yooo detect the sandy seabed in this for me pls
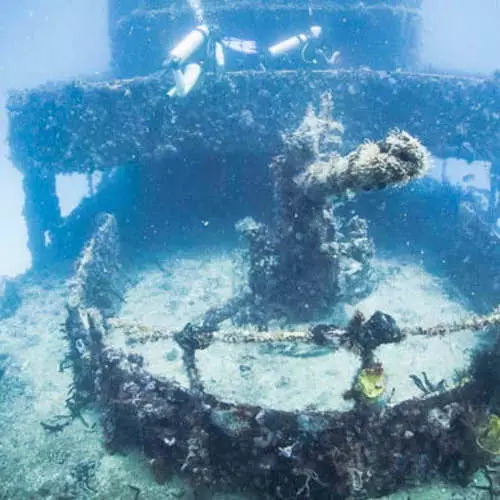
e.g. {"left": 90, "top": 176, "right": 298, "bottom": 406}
{"left": 0, "top": 248, "right": 495, "bottom": 499}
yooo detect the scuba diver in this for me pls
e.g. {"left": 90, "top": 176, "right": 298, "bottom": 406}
{"left": 163, "top": 24, "right": 339, "bottom": 98}
{"left": 162, "top": 25, "right": 257, "bottom": 98}
{"left": 162, "top": 25, "right": 216, "bottom": 97}
{"left": 267, "top": 25, "right": 340, "bottom": 66}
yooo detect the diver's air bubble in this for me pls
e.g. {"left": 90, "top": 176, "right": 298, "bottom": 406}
{"left": 187, "top": 0, "right": 204, "bottom": 24}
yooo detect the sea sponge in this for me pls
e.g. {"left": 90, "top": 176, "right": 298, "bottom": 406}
{"left": 476, "top": 414, "right": 500, "bottom": 455}
{"left": 356, "top": 363, "right": 386, "bottom": 401}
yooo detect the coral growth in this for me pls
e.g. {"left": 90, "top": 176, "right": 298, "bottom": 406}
{"left": 476, "top": 414, "right": 500, "bottom": 455}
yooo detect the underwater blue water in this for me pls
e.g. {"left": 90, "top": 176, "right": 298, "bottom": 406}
{"left": 0, "top": 1, "right": 499, "bottom": 499}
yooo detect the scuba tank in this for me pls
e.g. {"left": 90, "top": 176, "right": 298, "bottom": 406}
{"left": 268, "top": 26, "right": 322, "bottom": 57}
{"left": 165, "top": 25, "right": 210, "bottom": 68}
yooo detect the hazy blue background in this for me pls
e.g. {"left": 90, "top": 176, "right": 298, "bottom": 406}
{"left": 0, "top": 0, "right": 499, "bottom": 276}
{"left": 0, "top": 0, "right": 109, "bottom": 275}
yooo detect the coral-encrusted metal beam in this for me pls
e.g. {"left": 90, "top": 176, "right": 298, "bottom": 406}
{"left": 7, "top": 70, "right": 500, "bottom": 177}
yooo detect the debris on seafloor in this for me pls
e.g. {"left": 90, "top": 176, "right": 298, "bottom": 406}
{"left": 0, "top": 276, "right": 21, "bottom": 320}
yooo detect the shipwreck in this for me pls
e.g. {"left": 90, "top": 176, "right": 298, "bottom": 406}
{"left": 6, "top": 0, "right": 500, "bottom": 498}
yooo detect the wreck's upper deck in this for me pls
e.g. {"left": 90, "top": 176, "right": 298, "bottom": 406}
{"left": 7, "top": 69, "right": 500, "bottom": 175}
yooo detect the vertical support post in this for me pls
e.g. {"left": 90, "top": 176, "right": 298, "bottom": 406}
{"left": 22, "top": 168, "right": 61, "bottom": 267}
{"left": 488, "top": 162, "right": 499, "bottom": 224}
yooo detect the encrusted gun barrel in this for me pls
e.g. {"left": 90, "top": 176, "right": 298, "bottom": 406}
{"left": 297, "top": 130, "right": 430, "bottom": 200}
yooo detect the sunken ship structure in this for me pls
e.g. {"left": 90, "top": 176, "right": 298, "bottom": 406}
{"left": 7, "top": 0, "right": 500, "bottom": 498}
